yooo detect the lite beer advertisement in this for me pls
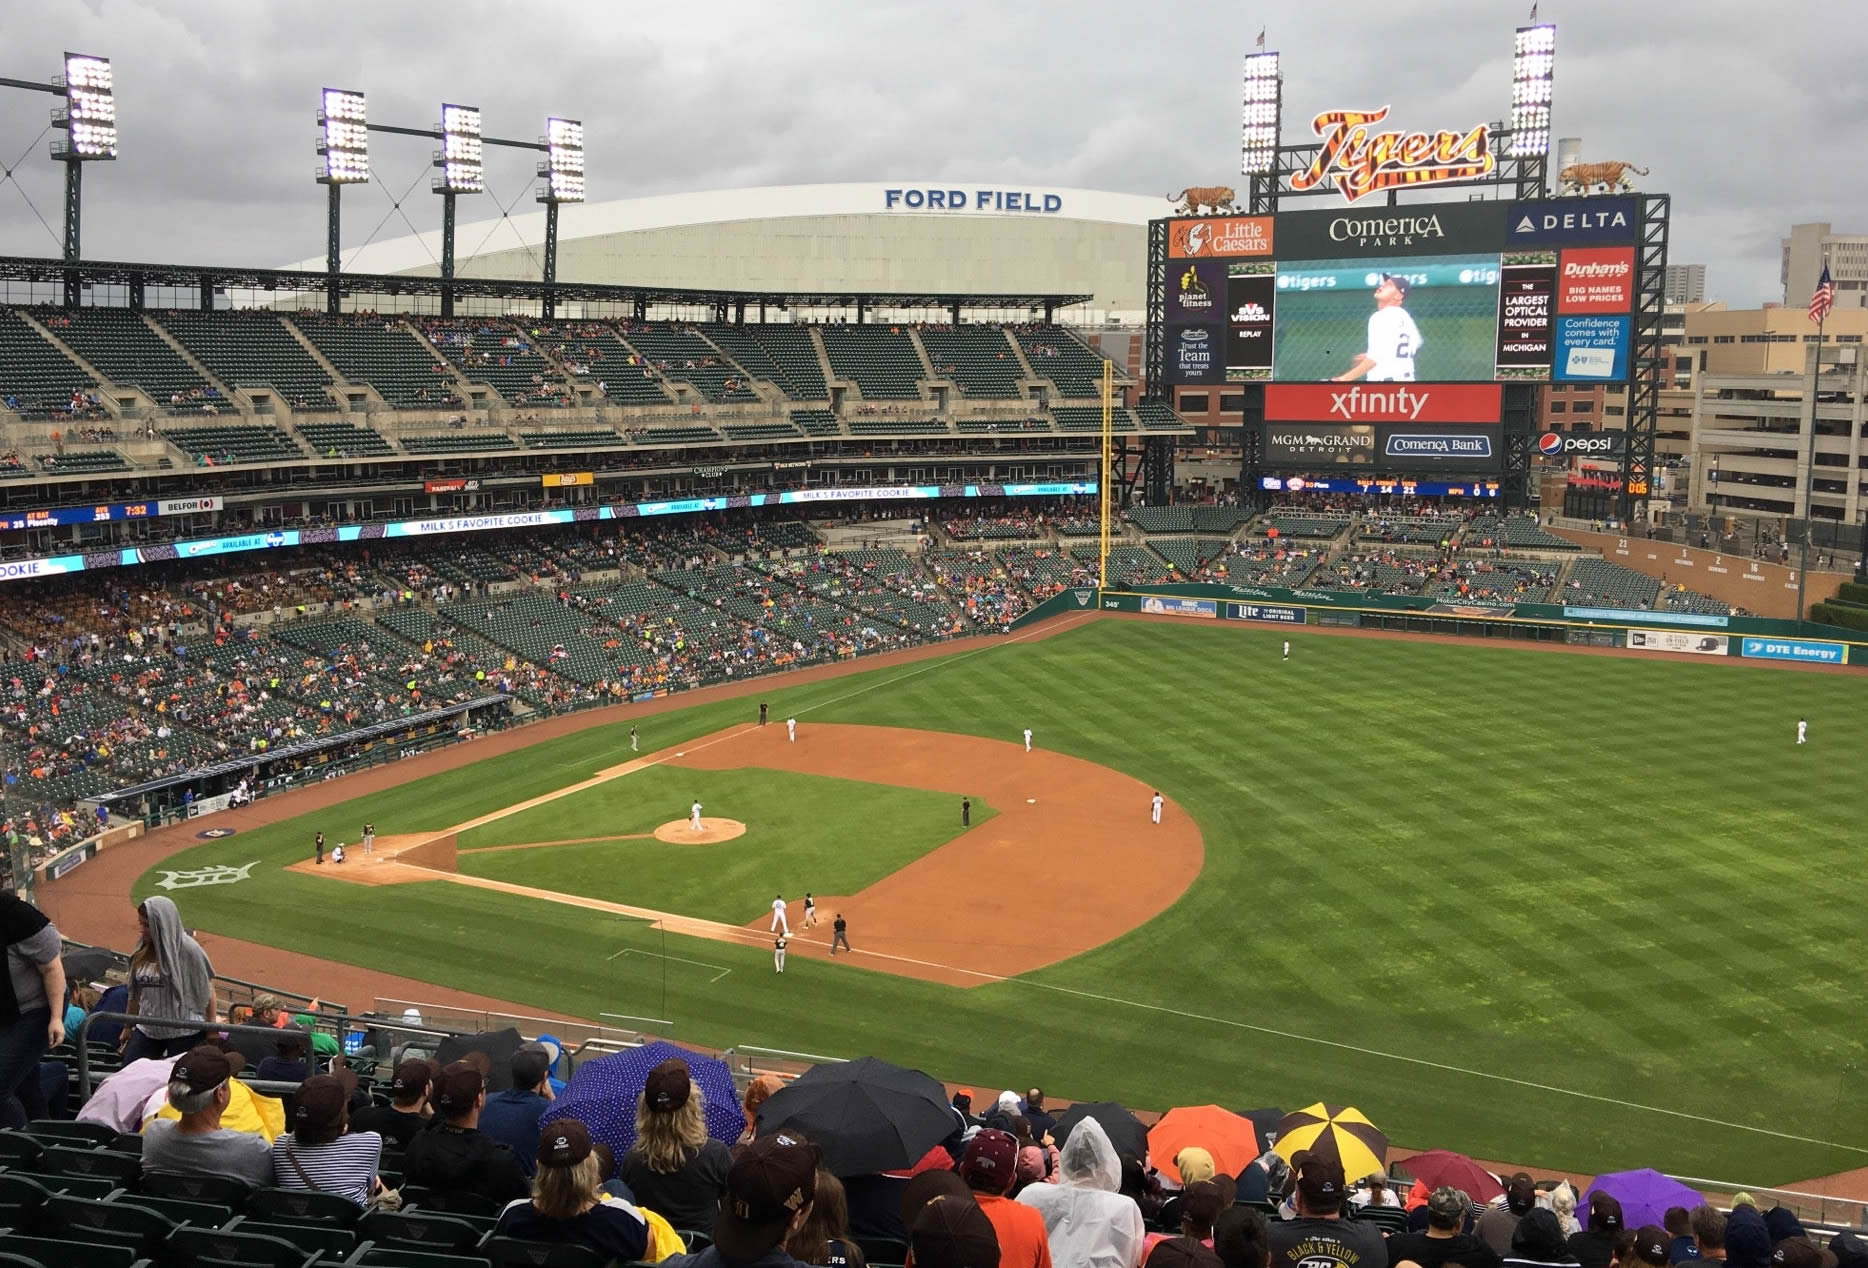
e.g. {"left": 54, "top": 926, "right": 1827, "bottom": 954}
{"left": 1159, "top": 195, "right": 1638, "bottom": 389}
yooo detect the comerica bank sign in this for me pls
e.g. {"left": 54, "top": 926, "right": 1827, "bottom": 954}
{"left": 884, "top": 187, "right": 1065, "bottom": 213}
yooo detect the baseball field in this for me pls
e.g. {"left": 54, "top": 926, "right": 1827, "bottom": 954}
{"left": 118, "top": 615, "right": 1868, "bottom": 1184}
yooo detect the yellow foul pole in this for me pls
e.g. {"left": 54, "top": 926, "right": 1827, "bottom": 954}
{"left": 1099, "top": 358, "right": 1113, "bottom": 592}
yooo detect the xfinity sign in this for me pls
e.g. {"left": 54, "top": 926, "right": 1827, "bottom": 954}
{"left": 1507, "top": 198, "right": 1637, "bottom": 245}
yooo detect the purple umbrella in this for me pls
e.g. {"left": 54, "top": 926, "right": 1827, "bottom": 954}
{"left": 540, "top": 1041, "right": 743, "bottom": 1162}
{"left": 1580, "top": 1169, "right": 1702, "bottom": 1231}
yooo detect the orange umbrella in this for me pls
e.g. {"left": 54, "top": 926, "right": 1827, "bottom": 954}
{"left": 1148, "top": 1105, "right": 1265, "bottom": 1184}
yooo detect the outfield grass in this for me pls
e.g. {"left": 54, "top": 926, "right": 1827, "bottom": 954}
{"left": 139, "top": 621, "right": 1868, "bottom": 1183}
{"left": 456, "top": 766, "right": 987, "bottom": 924}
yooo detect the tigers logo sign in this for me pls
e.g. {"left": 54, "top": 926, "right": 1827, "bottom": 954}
{"left": 1291, "top": 106, "right": 1495, "bottom": 204}
{"left": 1168, "top": 216, "right": 1274, "bottom": 259}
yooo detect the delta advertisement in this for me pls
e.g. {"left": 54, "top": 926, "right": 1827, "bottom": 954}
{"left": 1159, "top": 196, "right": 1638, "bottom": 389}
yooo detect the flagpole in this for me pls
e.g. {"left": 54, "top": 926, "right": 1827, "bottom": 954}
{"left": 1795, "top": 311, "right": 1823, "bottom": 634}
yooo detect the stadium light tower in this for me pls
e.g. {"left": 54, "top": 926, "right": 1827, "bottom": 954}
{"left": 432, "top": 103, "right": 484, "bottom": 316}
{"left": 1240, "top": 51, "right": 1282, "bottom": 180}
{"left": 536, "top": 116, "right": 584, "bottom": 318}
{"left": 1510, "top": 24, "right": 1556, "bottom": 161}
{"left": 316, "top": 88, "right": 368, "bottom": 314}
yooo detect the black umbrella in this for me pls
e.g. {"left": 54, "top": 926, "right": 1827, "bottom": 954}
{"left": 434, "top": 1027, "right": 524, "bottom": 1093}
{"left": 1234, "top": 1107, "right": 1287, "bottom": 1151}
{"left": 755, "top": 1056, "right": 954, "bottom": 1177}
{"left": 1051, "top": 1101, "right": 1148, "bottom": 1161}
{"left": 61, "top": 946, "right": 119, "bottom": 985}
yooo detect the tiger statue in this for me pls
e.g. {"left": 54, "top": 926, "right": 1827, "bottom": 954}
{"left": 1168, "top": 186, "right": 1238, "bottom": 215}
{"left": 1558, "top": 161, "right": 1649, "bottom": 195}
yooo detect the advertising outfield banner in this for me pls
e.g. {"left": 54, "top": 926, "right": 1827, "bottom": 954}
{"left": 1230, "top": 603, "right": 1307, "bottom": 624}
{"left": 1740, "top": 637, "right": 1846, "bottom": 664}
{"left": 1627, "top": 629, "right": 1730, "bottom": 656}
{"left": 1161, "top": 195, "right": 1640, "bottom": 389}
{"left": 1139, "top": 596, "right": 1217, "bottom": 618}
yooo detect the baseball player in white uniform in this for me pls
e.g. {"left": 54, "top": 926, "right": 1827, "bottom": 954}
{"left": 332, "top": 842, "right": 347, "bottom": 865}
{"left": 1797, "top": 717, "right": 1808, "bottom": 745}
{"left": 690, "top": 800, "right": 703, "bottom": 832}
{"left": 1333, "top": 274, "right": 1421, "bottom": 382}
{"left": 1023, "top": 728, "right": 1033, "bottom": 753}
{"left": 770, "top": 894, "right": 791, "bottom": 936}
{"left": 1150, "top": 792, "right": 1164, "bottom": 825}
{"left": 787, "top": 717, "right": 797, "bottom": 742}
{"left": 1282, "top": 640, "right": 1290, "bottom": 661}
{"left": 773, "top": 936, "right": 788, "bottom": 973}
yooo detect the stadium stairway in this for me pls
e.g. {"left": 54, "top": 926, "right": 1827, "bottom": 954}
{"left": 137, "top": 316, "right": 234, "bottom": 405}
{"left": 279, "top": 319, "right": 350, "bottom": 392}
{"left": 11, "top": 313, "right": 123, "bottom": 416}
{"left": 400, "top": 321, "right": 482, "bottom": 406}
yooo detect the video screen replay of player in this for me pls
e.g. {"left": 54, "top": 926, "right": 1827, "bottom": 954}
{"left": 1261, "top": 254, "right": 1500, "bottom": 383}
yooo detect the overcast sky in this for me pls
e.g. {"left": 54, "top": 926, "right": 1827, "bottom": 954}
{"left": 0, "top": 0, "right": 1862, "bottom": 307}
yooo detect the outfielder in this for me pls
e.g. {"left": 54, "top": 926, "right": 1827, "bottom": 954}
{"left": 630, "top": 726, "right": 638, "bottom": 753}
{"left": 1023, "top": 727, "right": 1033, "bottom": 753}
{"left": 690, "top": 800, "right": 703, "bottom": 832}
{"left": 771, "top": 894, "right": 791, "bottom": 936}
{"left": 1797, "top": 717, "right": 1808, "bottom": 745}
{"left": 787, "top": 717, "right": 797, "bottom": 742}
{"left": 773, "top": 936, "right": 788, "bottom": 973}
{"left": 1332, "top": 273, "right": 1421, "bottom": 382}
{"left": 1150, "top": 792, "right": 1164, "bottom": 825}
{"left": 1282, "top": 640, "right": 1290, "bottom": 661}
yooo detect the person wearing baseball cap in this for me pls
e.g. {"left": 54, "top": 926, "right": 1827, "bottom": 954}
{"left": 492, "top": 1118, "right": 650, "bottom": 1263}
{"left": 658, "top": 1132, "right": 821, "bottom": 1268}
{"left": 959, "top": 1130, "right": 1051, "bottom": 1268}
{"left": 349, "top": 1058, "right": 436, "bottom": 1150}
{"left": 1385, "top": 1186, "right": 1503, "bottom": 1268}
{"left": 402, "top": 1055, "right": 531, "bottom": 1205}
{"left": 271, "top": 1070, "right": 383, "bottom": 1208}
{"left": 912, "top": 1194, "right": 1003, "bottom": 1268}
{"left": 1264, "top": 1152, "right": 1384, "bottom": 1268}
{"left": 1626, "top": 1225, "right": 1675, "bottom": 1268}
{"left": 1570, "top": 1193, "right": 1625, "bottom": 1268}
{"left": 622, "top": 1058, "right": 734, "bottom": 1236}
{"left": 1478, "top": 1174, "right": 1541, "bottom": 1256}
{"left": 142, "top": 1045, "right": 272, "bottom": 1190}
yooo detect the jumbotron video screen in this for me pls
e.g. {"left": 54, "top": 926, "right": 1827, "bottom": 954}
{"left": 1162, "top": 196, "right": 1640, "bottom": 388}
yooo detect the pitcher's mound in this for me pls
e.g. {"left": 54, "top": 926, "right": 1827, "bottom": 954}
{"left": 654, "top": 817, "right": 747, "bottom": 844}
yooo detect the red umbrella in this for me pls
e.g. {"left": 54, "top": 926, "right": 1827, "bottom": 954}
{"left": 1395, "top": 1149, "right": 1503, "bottom": 1204}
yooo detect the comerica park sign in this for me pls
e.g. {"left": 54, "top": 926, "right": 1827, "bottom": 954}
{"left": 1290, "top": 106, "right": 1496, "bottom": 204}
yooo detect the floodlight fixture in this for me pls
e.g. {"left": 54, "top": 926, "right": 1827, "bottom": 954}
{"left": 537, "top": 116, "right": 585, "bottom": 203}
{"left": 50, "top": 53, "right": 117, "bottom": 160}
{"left": 1510, "top": 24, "right": 1556, "bottom": 158}
{"left": 1240, "top": 51, "right": 1281, "bottom": 176}
{"left": 433, "top": 102, "right": 484, "bottom": 194}
{"left": 316, "top": 88, "right": 369, "bottom": 185}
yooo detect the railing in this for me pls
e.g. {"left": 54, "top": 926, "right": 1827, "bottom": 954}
{"left": 1665, "top": 1177, "right": 1868, "bottom": 1236}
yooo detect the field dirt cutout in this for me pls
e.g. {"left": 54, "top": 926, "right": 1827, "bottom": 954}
{"left": 653, "top": 817, "right": 746, "bottom": 844}
{"left": 285, "top": 721, "right": 1203, "bottom": 987}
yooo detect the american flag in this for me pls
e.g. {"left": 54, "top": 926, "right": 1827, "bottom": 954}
{"left": 1809, "top": 264, "right": 1835, "bottom": 324}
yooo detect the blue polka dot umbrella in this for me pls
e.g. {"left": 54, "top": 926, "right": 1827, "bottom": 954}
{"left": 540, "top": 1040, "right": 744, "bottom": 1161}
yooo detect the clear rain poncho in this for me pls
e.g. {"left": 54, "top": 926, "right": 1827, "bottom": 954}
{"left": 1015, "top": 1116, "right": 1145, "bottom": 1268}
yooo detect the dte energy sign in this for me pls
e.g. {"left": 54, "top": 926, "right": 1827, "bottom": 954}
{"left": 884, "top": 187, "right": 1062, "bottom": 213}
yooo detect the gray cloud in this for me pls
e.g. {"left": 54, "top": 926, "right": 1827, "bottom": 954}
{"left": 0, "top": 0, "right": 1860, "bottom": 305}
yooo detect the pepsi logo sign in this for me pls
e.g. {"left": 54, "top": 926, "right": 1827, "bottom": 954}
{"left": 1538, "top": 433, "right": 1565, "bottom": 456}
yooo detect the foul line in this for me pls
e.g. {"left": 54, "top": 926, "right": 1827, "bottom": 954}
{"left": 607, "top": 946, "right": 732, "bottom": 983}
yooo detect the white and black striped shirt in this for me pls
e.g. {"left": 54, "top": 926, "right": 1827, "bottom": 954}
{"left": 271, "top": 1131, "right": 382, "bottom": 1207}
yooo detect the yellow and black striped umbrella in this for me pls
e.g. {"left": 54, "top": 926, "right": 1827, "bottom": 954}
{"left": 1271, "top": 1103, "right": 1388, "bottom": 1181}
